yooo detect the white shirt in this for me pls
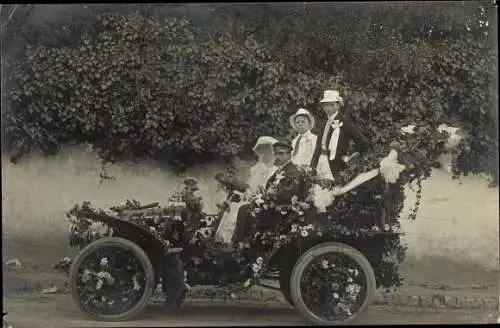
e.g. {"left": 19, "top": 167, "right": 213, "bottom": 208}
{"left": 291, "top": 130, "right": 318, "bottom": 167}
{"left": 317, "top": 112, "right": 340, "bottom": 181}
{"left": 321, "top": 112, "right": 339, "bottom": 150}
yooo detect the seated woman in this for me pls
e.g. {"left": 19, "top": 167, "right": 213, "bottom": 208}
{"left": 214, "top": 136, "right": 279, "bottom": 244}
{"left": 246, "top": 136, "right": 279, "bottom": 195}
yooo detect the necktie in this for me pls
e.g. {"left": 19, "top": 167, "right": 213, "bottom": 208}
{"left": 292, "top": 135, "right": 302, "bottom": 157}
{"left": 321, "top": 117, "right": 334, "bottom": 150}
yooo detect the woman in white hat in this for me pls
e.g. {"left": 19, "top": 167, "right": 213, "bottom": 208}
{"left": 289, "top": 108, "right": 318, "bottom": 169}
{"left": 214, "top": 136, "right": 278, "bottom": 244}
{"left": 246, "top": 136, "right": 279, "bottom": 194}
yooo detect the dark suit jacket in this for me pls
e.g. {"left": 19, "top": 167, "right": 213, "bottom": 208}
{"left": 264, "top": 161, "right": 308, "bottom": 205}
{"left": 310, "top": 113, "right": 371, "bottom": 175}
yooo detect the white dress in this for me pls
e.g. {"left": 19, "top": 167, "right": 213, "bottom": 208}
{"left": 214, "top": 191, "right": 246, "bottom": 244}
{"left": 214, "top": 162, "right": 276, "bottom": 244}
{"left": 247, "top": 162, "right": 278, "bottom": 194}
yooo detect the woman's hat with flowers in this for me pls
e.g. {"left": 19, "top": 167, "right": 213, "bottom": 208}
{"left": 289, "top": 108, "right": 316, "bottom": 131}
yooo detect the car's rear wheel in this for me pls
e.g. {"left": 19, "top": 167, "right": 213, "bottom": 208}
{"left": 69, "top": 237, "right": 155, "bottom": 322}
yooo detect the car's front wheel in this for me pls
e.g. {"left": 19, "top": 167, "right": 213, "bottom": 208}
{"left": 69, "top": 237, "right": 155, "bottom": 322}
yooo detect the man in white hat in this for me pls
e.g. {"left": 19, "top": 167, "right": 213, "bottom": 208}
{"left": 289, "top": 108, "right": 318, "bottom": 169}
{"left": 310, "top": 90, "right": 371, "bottom": 181}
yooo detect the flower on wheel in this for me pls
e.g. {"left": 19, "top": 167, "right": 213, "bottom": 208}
{"left": 132, "top": 274, "right": 141, "bottom": 291}
{"left": 81, "top": 269, "right": 92, "bottom": 283}
{"left": 321, "top": 259, "right": 329, "bottom": 269}
{"left": 100, "top": 257, "right": 109, "bottom": 267}
{"left": 252, "top": 263, "right": 261, "bottom": 273}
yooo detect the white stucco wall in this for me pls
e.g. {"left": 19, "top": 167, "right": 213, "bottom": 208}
{"left": 2, "top": 145, "right": 498, "bottom": 270}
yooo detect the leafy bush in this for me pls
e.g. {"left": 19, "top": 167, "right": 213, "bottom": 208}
{"left": 2, "top": 3, "right": 497, "bottom": 182}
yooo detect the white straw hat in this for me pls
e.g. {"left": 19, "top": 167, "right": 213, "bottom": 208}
{"left": 252, "top": 136, "right": 279, "bottom": 153}
{"left": 289, "top": 108, "right": 316, "bottom": 130}
{"left": 320, "top": 90, "right": 343, "bottom": 103}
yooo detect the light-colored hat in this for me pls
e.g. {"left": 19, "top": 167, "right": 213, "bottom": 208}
{"left": 289, "top": 108, "right": 316, "bottom": 130}
{"left": 320, "top": 90, "right": 343, "bottom": 103}
{"left": 252, "top": 136, "right": 279, "bottom": 152}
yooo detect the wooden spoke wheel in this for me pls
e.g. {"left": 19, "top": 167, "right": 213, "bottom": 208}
{"left": 290, "top": 242, "right": 376, "bottom": 325}
{"left": 69, "top": 237, "right": 155, "bottom": 322}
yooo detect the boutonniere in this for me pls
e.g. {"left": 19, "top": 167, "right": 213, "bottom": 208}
{"left": 331, "top": 120, "right": 344, "bottom": 129}
{"left": 273, "top": 170, "right": 285, "bottom": 186}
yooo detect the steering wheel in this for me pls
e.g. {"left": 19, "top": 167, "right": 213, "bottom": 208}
{"left": 214, "top": 172, "right": 249, "bottom": 194}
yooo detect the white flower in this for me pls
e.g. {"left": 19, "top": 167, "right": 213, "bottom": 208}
{"left": 96, "top": 279, "right": 103, "bottom": 290}
{"left": 205, "top": 216, "right": 214, "bottom": 226}
{"left": 379, "top": 149, "right": 406, "bottom": 184}
{"left": 279, "top": 235, "right": 286, "bottom": 240}
{"left": 149, "top": 226, "right": 156, "bottom": 232}
{"left": 307, "top": 224, "right": 314, "bottom": 230}
{"left": 401, "top": 124, "right": 416, "bottom": 135}
{"left": 384, "top": 224, "right": 391, "bottom": 231}
{"left": 346, "top": 283, "right": 361, "bottom": 296}
{"left": 81, "top": 269, "right": 92, "bottom": 283}
{"left": 290, "top": 224, "right": 298, "bottom": 233}
{"left": 100, "top": 258, "right": 109, "bottom": 267}
{"left": 301, "top": 229, "right": 308, "bottom": 237}
{"left": 321, "top": 259, "right": 329, "bottom": 269}
{"left": 244, "top": 279, "right": 252, "bottom": 288}
{"left": 312, "top": 184, "right": 336, "bottom": 213}
{"left": 371, "top": 226, "right": 380, "bottom": 232}
{"left": 132, "top": 275, "right": 141, "bottom": 291}
{"left": 333, "top": 292, "right": 339, "bottom": 299}
{"left": 256, "top": 257, "right": 264, "bottom": 265}
{"left": 347, "top": 277, "right": 353, "bottom": 283}
{"left": 354, "top": 269, "right": 359, "bottom": 277}
{"left": 252, "top": 263, "right": 261, "bottom": 273}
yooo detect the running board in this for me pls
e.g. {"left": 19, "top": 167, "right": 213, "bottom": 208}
{"left": 255, "top": 282, "right": 282, "bottom": 291}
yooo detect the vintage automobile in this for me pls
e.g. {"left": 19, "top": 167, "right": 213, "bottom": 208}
{"left": 65, "top": 168, "right": 405, "bottom": 326}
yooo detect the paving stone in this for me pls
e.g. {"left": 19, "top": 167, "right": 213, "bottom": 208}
{"left": 482, "top": 297, "right": 500, "bottom": 310}
{"left": 444, "top": 296, "right": 459, "bottom": 309}
{"left": 465, "top": 297, "right": 484, "bottom": 309}
{"left": 395, "top": 294, "right": 410, "bottom": 306}
{"left": 431, "top": 295, "right": 447, "bottom": 309}
{"left": 408, "top": 295, "right": 421, "bottom": 307}
{"left": 420, "top": 295, "right": 432, "bottom": 307}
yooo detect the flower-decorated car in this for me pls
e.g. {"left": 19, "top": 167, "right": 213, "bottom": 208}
{"left": 60, "top": 123, "right": 462, "bottom": 325}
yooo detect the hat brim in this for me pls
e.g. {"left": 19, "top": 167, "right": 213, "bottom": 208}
{"left": 290, "top": 112, "right": 316, "bottom": 131}
{"left": 252, "top": 137, "right": 278, "bottom": 152}
{"left": 320, "top": 97, "right": 343, "bottom": 103}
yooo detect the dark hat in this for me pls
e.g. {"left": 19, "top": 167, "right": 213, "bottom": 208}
{"left": 272, "top": 141, "right": 293, "bottom": 152}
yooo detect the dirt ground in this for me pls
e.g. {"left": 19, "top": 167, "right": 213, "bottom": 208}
{"left": 4, "top": 292, "right": 500, "bottom": 327}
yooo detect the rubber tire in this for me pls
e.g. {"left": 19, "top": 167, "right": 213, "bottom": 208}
{"left": 290, "top": 242, "right": 377, "bottom": 326}
{"left": 279, "top": 270, "right": 295, "bottom": 307}
{"left": 69, "top": 237, "right": 155, "bottom": 322}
